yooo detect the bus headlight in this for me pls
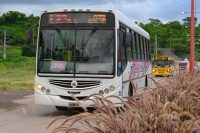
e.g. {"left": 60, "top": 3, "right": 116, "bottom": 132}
{"left": 109, "top": 86, "right": 115, "bottom": 91}
{"left": 104, "top": 88, "right": 109, "bottom": 94}
{"left": 153, "top": 69, "right": 156, "bottom": 72}
{"left": 46, "top": 89, "right": 51, "bottom": 94}
{"left": 99, "top": 90, "right": 104, "bottom": 95}
{"left": 36, "top": 83, "right": 46, "bottom": 93}
{"left": 41, "top": 87, "right": 46, "bottom": 93}
{"left": 167, "top": 69, "right": 171, "bottom": 72}
{"left": 36, "top": 84, "right": 42, "bottom": 90}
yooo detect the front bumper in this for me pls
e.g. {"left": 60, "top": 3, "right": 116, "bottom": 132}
{"left": 153, "top": 72, "right": 172, "bottom": 77}
{"left": 34, "top": 94, "right": 122, "bottom": 107}
{"left": 35, "top": 94, "right": 93, "bottom": 107}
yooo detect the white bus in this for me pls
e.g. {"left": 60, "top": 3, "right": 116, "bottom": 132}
{"left": 34, "top": 9, "right": 151, "bottom": 110}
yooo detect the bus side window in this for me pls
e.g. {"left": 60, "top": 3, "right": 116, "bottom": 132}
{"left": 132, "top": 31, "right": 137, "bottom": 60}
{"left": 117, "top": 27, "right": 127, "bottom": 76}
{"left": 139, "top": 35, "right": 144, "bottom": 60}
{"left": 146, "top": 39, "right": 149, "bottom": 60}
{"left": 125, "top": 29, "right": 132, "bottom": 61}
{"left": 143, "top": 37, "right": 147, "bottom": 60}
{"left": 120, "top": 28, "right": 127, "bottom": 61}
{"left": 135, "top": 33, "right": 141, "bottom": 60}
{"left": 145, "top": 38, "right": 148, "bottom": 60}
{"left": 147, "top": 40, "right": 151, "bottom": 60}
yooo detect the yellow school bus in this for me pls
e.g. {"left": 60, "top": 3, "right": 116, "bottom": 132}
{"left": 152, "top": 56, "right": 175, "bottom": 77}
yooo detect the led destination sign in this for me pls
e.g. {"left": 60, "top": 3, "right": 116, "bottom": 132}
{"left": 49, "top": 13, "right": 107, "bottom": 24}
{"left": 40, "top": 12, "right": 114, "bottom": 26}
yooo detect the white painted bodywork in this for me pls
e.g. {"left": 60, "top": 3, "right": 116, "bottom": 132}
{"left": 34, "top": 9, "right": 151, "bottom": 107}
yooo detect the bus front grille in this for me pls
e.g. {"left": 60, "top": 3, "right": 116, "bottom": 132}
{"left": 49, "top": 79, "right": 101, "bottom": 89}
{"left": 59, "top": 96, "right": 87, "bottom": 101}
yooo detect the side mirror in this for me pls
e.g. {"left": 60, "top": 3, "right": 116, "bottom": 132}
{"left": 26, "top": 24, "right": 39, "bottom": 45}
{"left": 27, "top": 29, "right": 33, "bottom": 45}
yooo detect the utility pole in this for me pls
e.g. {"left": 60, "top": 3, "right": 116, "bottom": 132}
{"left": 3, "top": 29, "right": 7, "bottom": 60}
{"left": 190, "top": 0, "right": 195, "bottom": 73}
{"left": 154, "top": 34, "right": 158, "bottom": 56}
{"left": 170, "top": 36, "right": 172, "bottom": 49}
{"left": 32, "top": 27, "right": 35, "bottom": 44}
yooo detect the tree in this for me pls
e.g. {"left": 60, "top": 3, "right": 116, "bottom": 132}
{"left": 167, "top": 21, "right": 182, "bottom": 30}
{"left": 182, "top": 17, "right": 198, "bottom": 27}
{"left": 148, "top": 18, "right": 162, "bottom": 25}
{"left": 139, "top": 22, "right": 144, "bottom": 27}
{"left": 0, "top": 11, "right": 39, "bottom": 45}
{"left": 2, "top": 11, "right": 26, "bottom": 24}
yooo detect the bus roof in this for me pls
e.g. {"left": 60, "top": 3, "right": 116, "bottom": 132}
{"left": 113, "top": 10, "right": 150, "bottom": 39}
{"left": 41, "top": 9, "right": 150, "bottom": 39}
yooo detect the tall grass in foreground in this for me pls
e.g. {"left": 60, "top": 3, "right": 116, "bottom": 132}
{"left": 49, "top": 73, "right": 200, "bottom": 133}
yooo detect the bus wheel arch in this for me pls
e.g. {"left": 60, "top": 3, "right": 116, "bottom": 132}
{"left": 128, "top": 84, "right": 133, "bottom": 97}
{"left": 128, "top": 82, "right": 135, "bottom": 97}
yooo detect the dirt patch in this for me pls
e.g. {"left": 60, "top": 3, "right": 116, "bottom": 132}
{"left": 0, "top": 90, "right": 32, "bottom": 110}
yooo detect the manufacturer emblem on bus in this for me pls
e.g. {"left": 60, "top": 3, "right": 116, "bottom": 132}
{"left": 71, "top": 81, "right": 78, "bottom": 88}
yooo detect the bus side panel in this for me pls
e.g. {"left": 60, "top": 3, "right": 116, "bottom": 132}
{"left": 122, "top": 62, "right": 131, "bottom": 97}
{"left": 122, "top": 60, "right": 151, "bottom": 96}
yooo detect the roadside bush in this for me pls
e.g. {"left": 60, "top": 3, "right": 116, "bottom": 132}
{"left": 21, "top": 45, "right": 36, "bottom": 57}
{"left": 173, "top": 44, "right": 189, "bottom": 53}
{"left": 49, "top": 73, "right": 200, "bottom": 133}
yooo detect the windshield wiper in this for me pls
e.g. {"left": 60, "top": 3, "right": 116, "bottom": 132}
{"left": 80, "top": 27, "right": 98, "bottom": 60}
{"left": 81, "top": 27, "right": 98, "bottom": 49}
{"left": 56, "top": 26, "right": 66, "bottom": 46}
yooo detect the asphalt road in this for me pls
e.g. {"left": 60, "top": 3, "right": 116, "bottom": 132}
{"left": 0, "top": 92, "right": 85, "bottom": 133}
{"left": 0, "top": 90, "right": 32, "bottom": 110}
{"left": 0, "top": 77, "right": 164, "bottom": 133}
{"left": 159, "top": 48, "right": 181, "bottom": 61}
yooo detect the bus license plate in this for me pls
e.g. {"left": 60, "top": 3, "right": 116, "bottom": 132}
{"left": 69, "top": 102, "right": 79, "bottom": 107}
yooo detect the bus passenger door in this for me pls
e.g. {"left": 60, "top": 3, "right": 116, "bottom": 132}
{"left": 118, "top": 28, "right": 131, "bottom": 97}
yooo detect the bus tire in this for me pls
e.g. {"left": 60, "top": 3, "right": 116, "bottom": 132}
{"left": 55, "top": 106, "right": 68, "bottom": 111}
{"left": 128, "top": 84, "right": 133, "bottom": 97}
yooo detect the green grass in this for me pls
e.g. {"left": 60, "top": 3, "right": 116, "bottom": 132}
{"left": 0, "top": 46, "right": 35, "bottom": 91}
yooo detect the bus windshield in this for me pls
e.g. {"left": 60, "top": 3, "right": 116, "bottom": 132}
{"left": 38, "top": 28, "right": 114, "bottom": 75}
{"left": 153, "top": 60, "right": 172, "bottom": 68}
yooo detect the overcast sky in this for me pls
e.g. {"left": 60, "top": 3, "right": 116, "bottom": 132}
{"left": 0, "top": 0, "right": 200, "bottom": 24}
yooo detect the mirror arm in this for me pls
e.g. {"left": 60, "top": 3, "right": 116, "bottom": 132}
{"left": 26, "top": 24, "right": 39, "bottom": 45}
